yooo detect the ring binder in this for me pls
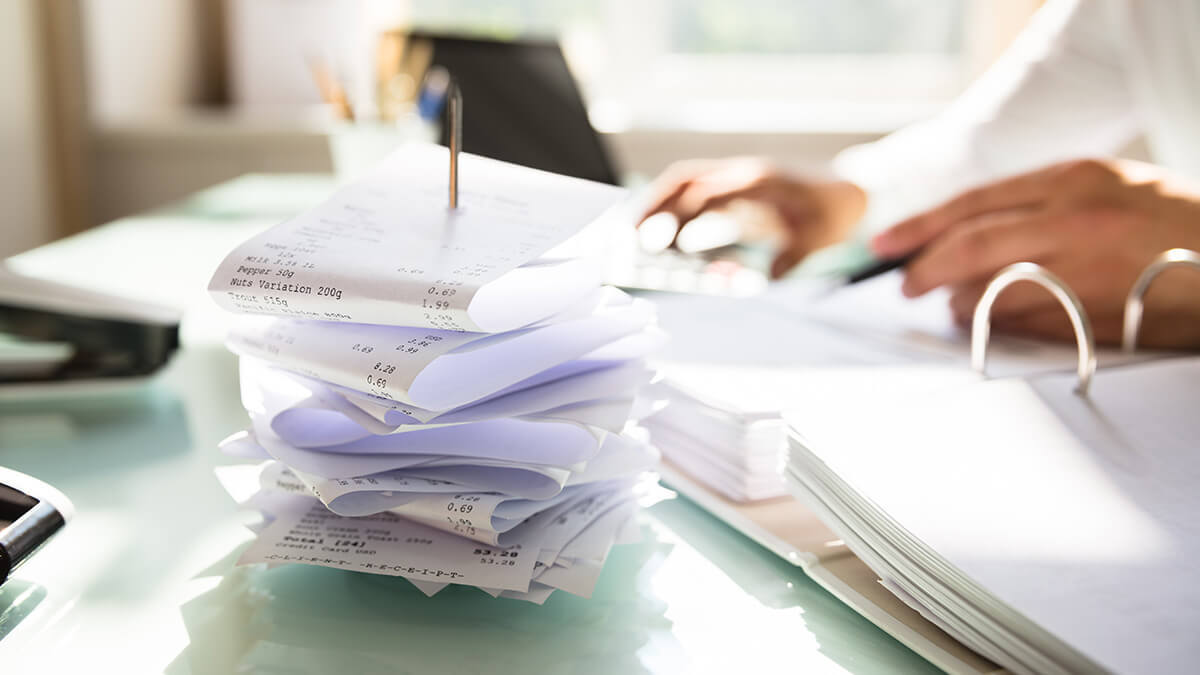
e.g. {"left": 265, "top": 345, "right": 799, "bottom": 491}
{"left": 971, "top": 262, "right": 1096, "bottom": 395}
{"left": 1122, "top": 248, "right": 1200, "bottom": 352}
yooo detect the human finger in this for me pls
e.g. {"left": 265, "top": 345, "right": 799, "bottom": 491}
{"left": 901, "top": 212, "right": 1061, "bottom": 298}
{"left": 947, "top": 279, "right": 1058, "bottom": 326}
{"left": 669, "top": 177, "right": 771, "bottom": 231}
{"left": 637, "top": 160, "right": 717, "bottom": 225}
{"left": 770, "top": 241, "right": 814, "bottom": 279}
{"left": 991, "top": 305, "right": 1125, "bottom": 346}
{"left": 872, "top": 168, "right": 1058, "bottom": 258}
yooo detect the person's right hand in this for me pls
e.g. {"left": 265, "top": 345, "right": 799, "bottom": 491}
{"left": 637, "top": 158, "right": 867, "bottom": 278}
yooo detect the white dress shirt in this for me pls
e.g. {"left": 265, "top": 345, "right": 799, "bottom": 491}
{"left": 834, "top": 0, "right": 1200, "bottom": 229}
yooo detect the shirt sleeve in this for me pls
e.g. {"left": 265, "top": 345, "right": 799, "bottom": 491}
{"left": 833, "top": 0, "right": 1139, "bottom": 232}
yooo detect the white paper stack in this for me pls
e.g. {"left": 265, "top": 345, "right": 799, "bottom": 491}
{"left": 206, "top": 144, "right": 668, "bottom": 603}
{"left": 786, "top": 358, "right": 1200, "bottom": 674}
{"left": 644, "top": 364, "right": 794, "bottom": 502}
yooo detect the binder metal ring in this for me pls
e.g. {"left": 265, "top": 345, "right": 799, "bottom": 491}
{"left": 1122, "top": 248, "right": 1200, "bottom": 352}
{"left": 971, "top": 262, "right": 1097, "bottom": 395}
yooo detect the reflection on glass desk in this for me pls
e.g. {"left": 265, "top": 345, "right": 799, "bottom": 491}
{"left": 0, "top": 174, "right": 941, "bottom": 673}
{"left": 0, "top": 347, "right": 938, "bottom": 674}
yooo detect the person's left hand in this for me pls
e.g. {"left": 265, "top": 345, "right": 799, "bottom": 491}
{"left": 870, "top": 158, "right": 1200, "bottom": 349}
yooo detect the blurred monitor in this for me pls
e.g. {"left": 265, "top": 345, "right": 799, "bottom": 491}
{"left": 420, "top": 33, "right": 620, "bottom": 185}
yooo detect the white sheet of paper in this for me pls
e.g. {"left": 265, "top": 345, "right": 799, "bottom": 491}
{"left": 244, "top": 427, "right": 653, "bottom": 510}
{"left": 497, "top": 582, "right": 557, "bottom": 605}
{"left": 227, "top": 288, "right": 654, "bottom": 410}
{"left": 251, "top": 408, "right": 604, "bottom": 466}
{"left": 779, "top": 272, "right": 1154, "bottom": 377}
{"left": 563, "top": 432, "right": 659, "bottom": 486}
{"left": 555, "top": 503, "right": 635, "bottom": 567}
{"left": 269, "top": 398, "right": 624, "bottom": 449}
{"left": 388, "top": 481, "right": 627, "bottom": 547}
{"left": 407, "top": 579, "right": 449, "bottom": 597}
{"left": 207, "top": 143, "right": 626, "bottom": 332}
{"left": 254, "top": 364, "right": 640, "bottom": 446}
{"left": 513, "top": 482, "right": 635, "bottom": 566}
{"left": 648, "top": 363, "right": 980, "bottom": 502}
{"left": 803, "top": 357, "right": 1200, "bottom": 675}
{"left": 333, "top": 361, "right": 654, "bottom": 429}
{"left": 535, "top": 501, "right": 636, "bottom": 600}
{"left": 249, "top": 427, "right": 581, "bottom": 498}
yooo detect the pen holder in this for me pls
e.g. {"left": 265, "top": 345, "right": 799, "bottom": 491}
{"left": 328, "top": 117, "right": 436, "bottom": 182}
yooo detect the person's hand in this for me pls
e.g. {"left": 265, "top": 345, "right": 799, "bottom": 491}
{"left": 638, "top": 158, "right": 866, "bottom": 278}
{"left": 871, "top": 158, "right": 1200, "bottom": 348}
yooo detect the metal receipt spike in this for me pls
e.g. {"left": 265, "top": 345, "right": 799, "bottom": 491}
{"left": 971, "top": 262, "right": 1097, "bottom": 396}
{"left": 447, "top": 81, "right": 463, "bottom": 209}
{"left": 1122, "top": 248, "right": 1200, "bottom": 352}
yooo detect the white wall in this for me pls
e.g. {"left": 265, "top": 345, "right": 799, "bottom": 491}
{"left": 79, "top": 0, "right": 223, "bottom": 123}
{"left": 0, "top": 0, "right": 54, "bottom": 258}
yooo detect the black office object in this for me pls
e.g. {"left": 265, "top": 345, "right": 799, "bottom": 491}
{"left": 845, "top": 251, "right": 918, "bottom": 285}
{"left": 0, "top": 266, "right": 179, "bottom": 384}
{"left": 0, "top": 468, "right": 71, "bottom": 586}
{"left": 421, "top": 33, "right": 620, "bottom": 185}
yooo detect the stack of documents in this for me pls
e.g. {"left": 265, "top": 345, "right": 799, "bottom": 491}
{"left": 786, "top": 358, "right": 1200, "bottom": 674}
{"left": 206, "top": 144, "right": 667, "bottom": 603}
{"left": 644, "top": 365, "right": 790, "bottom": 502}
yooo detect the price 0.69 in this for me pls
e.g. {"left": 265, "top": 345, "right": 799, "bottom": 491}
{"left": 366, "top": 374, "right": 388, "bottom": 389}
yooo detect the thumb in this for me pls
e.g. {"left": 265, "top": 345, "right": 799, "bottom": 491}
{"left": 770, "top": 244, "right": 809, "bottom": 279}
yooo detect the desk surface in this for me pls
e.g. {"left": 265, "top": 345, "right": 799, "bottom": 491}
{"left": 0, "top": 175, "right": 938, "bottom": 673}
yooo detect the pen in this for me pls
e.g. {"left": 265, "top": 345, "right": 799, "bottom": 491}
{"left": 844, "top": 251, "right": 918, "bottom": 285}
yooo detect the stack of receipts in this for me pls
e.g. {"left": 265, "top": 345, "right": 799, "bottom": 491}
{"left": 205, "top": 144, "right": 667, "bottom": 603}
{"left": 644, "top": 365, "right": 790, "bottom": 502}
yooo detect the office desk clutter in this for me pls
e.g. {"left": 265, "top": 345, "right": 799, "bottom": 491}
{"left": 205, "top": 143, "right": 667, "bottom": 602}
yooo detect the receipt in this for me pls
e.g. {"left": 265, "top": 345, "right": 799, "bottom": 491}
{"left": 240, "top": 495, "right": 540, "bottom": 592}
{"left": 207, "top": 144, "right": 625, "bottom": 332}
{"left": 227, "top": 288, "right": 653, "bottom": 410}
{"left": 247, "top": 457, "right": 637, "bottom": 546}
{"left": 238, "top": 485, "right": 647, "bottom": 594}
{"left": 248, "top": 417, "right": 604, "bottom": 479}
{"left": 222, "top": 464, "right": 659, "bottom": 600}
{"left": 250, "top": 360, "right": 654, "bottom": 433}
{"left": 258, "top": 376, "right": 639, "bottom": 448}
{"left": 240, "top": 425, "right": 652, "bottom": 505}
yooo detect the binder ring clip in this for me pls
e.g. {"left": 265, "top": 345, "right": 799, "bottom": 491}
{"left": 1122, "top": 248, "right": 1200, "bottom": 352}
{"left": 971, "top": 262, "right": 1097, "bottom": 395}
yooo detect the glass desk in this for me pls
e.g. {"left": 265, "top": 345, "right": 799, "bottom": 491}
{"left": 0, "top": 175, "right": 940, "bottom": 673}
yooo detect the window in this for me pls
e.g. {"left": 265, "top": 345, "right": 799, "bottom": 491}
{"left": 401, "top": 0, "right": 975, "bottom": 132}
